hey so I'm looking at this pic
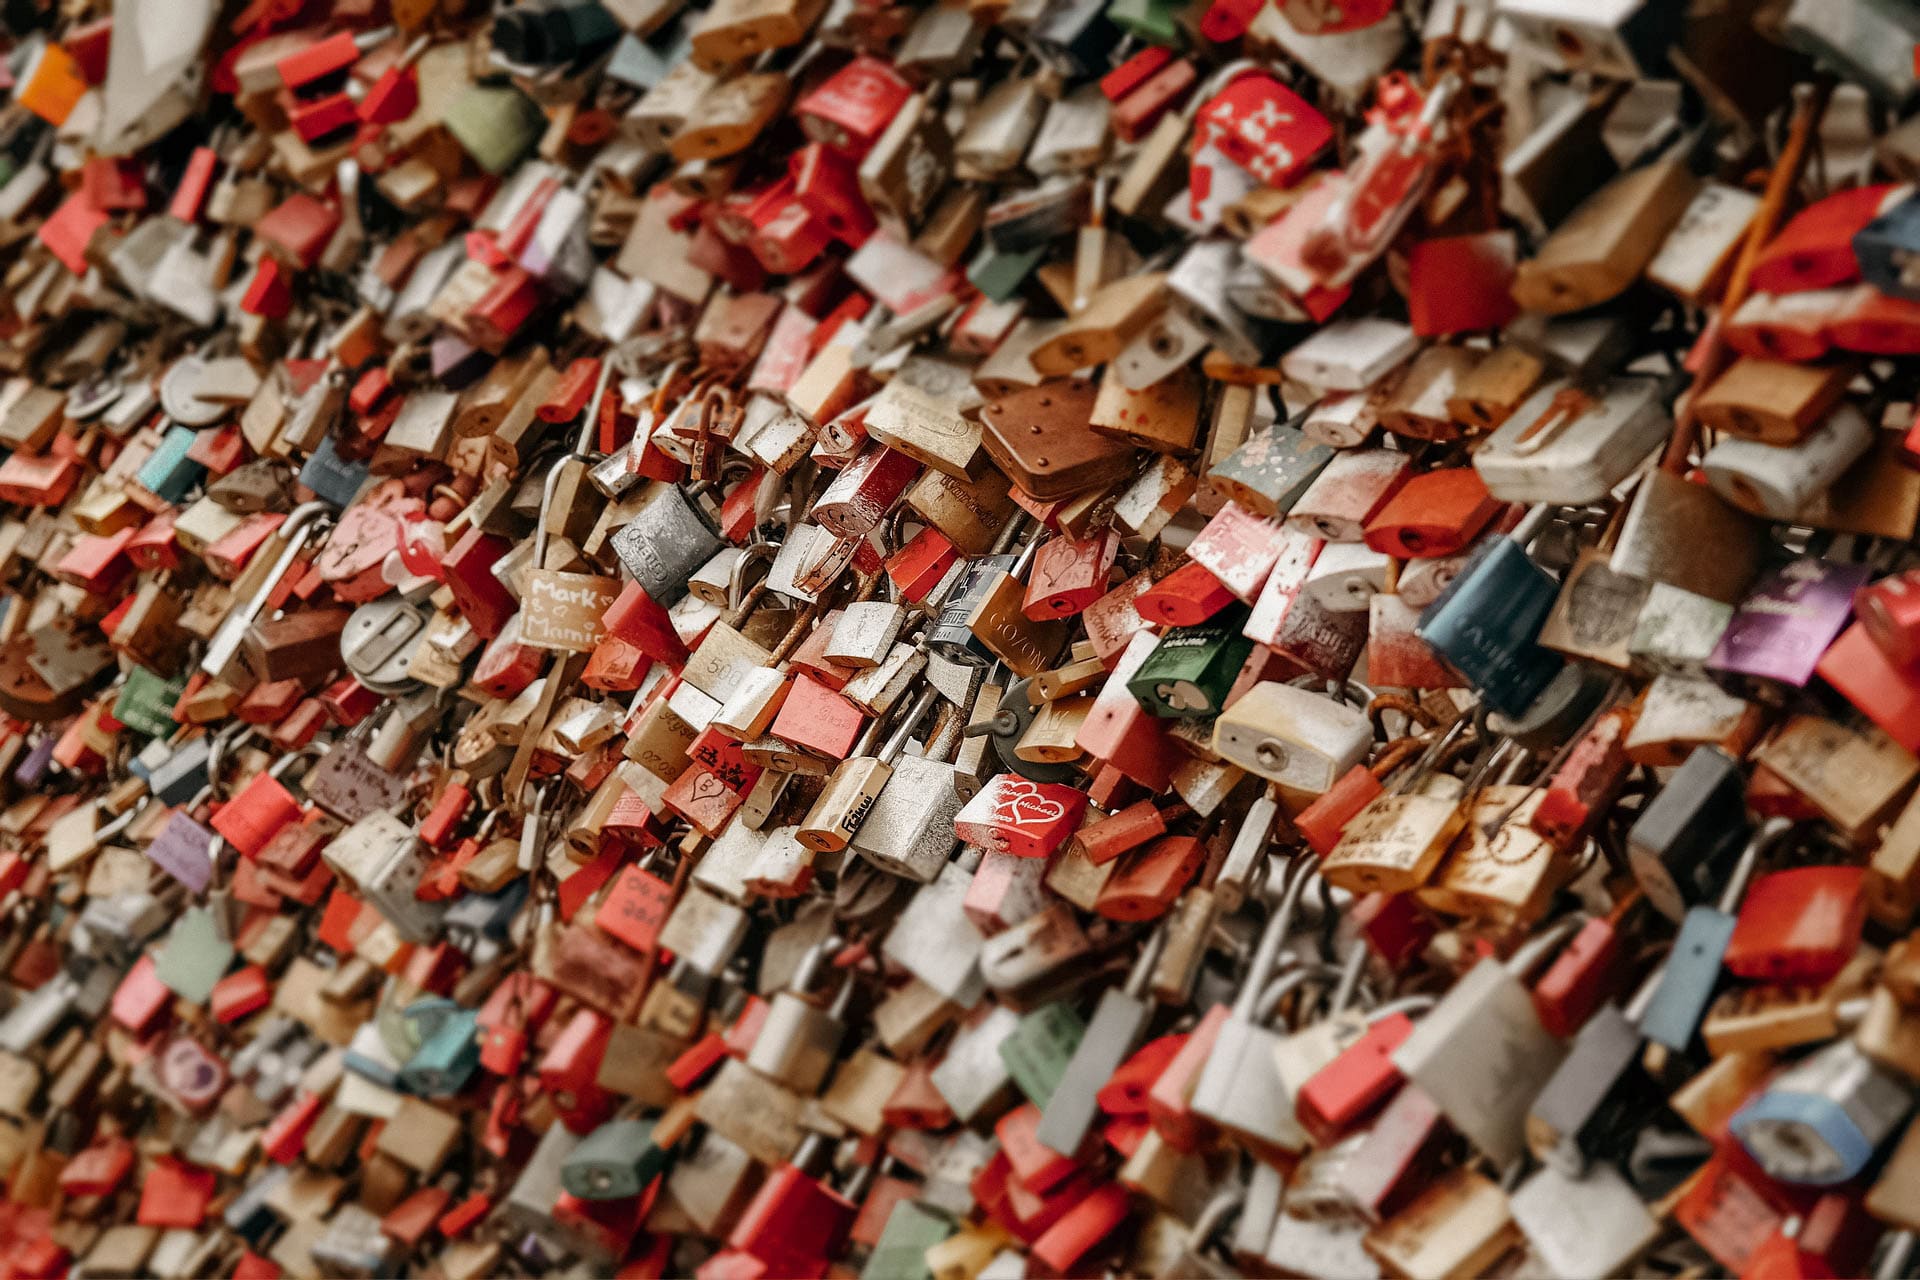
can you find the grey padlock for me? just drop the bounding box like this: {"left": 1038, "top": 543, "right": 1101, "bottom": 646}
{"left": 611, "top": 484, "right": 725, "bottom": 607}
{"left": 342, "top": 597, "right": 433, "bottom": 695}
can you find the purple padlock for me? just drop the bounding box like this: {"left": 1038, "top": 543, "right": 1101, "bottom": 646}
{"left": 147, "top": 810, "right": 217, "bottom": 895}
{"left": 1708, "top": 557, "right": 1871, "bottom": 694}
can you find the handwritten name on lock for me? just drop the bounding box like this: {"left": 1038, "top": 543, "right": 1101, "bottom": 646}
{"left": 520, "top": 570, "right": 621, "bottom": 653}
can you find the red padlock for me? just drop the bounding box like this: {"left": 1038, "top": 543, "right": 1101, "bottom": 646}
{"left": 1748, "top": 184, "right": 1897, "bottom": 295}
{"left": 886, "top": 527, "right": 960, "bottom": 604}
{"left": 1532, "top": 707, "right": 1634, "bottom": 849}
{"left": 603, "top": 580, "right": 690, "bottom": 666}
{"left": 536, "top": 1006, "right": 617, "bottom": 1133}
{"left": 1724, "top": 866, "right": 1866, "bottom": 985}
{"left": 211, "top": 769, "right": 302, "bottom": 859}
{"left": 1818, "top": 622, "right": 1920, "bottom": 753}
{"left": 1194, "top": 73, "right": 1333, "bottom": 188}
{"left": 1134, "top": 560, "right": 1236, "bottom": 627}
{"left": 726, "top": 1138, "right": 856, "bottom": 1279}
{"left": 790, "top": 143, "right": 876, "bottom": 247}
{"left": 1532, "top": 902, "right": 1634, "bottom": 1039}
{"left": 1405, "top": 232, "right": 1520, "bottom": 337}
{"left": 1025, "top": 530, "right": 1120, "bottom": 620}
{"left": 1363, "top": 469, "right": 1501, "bottom": 559}
{"left": 1095, "top": 833, "right": 1206, "bottom": 921}
{"left": 997, "top": 1102, "right": 1081, "bottom": 1192}
{"left": 797, "top": 56, "right": 912, "bottom": 155}
{"left": 954, "top": 775, "right": 1089, "bottom": 860}
{"left": 1111, "top": 59, "right": 1196, "bottom": 142}
{"left": 1859, "top": 570, "right": 1920, "bottom": 668}
{"left": 1295, "top": 1011, "right": 1415, "bottom": 1145}
{"left": 1275, "top": 0, "right": 1395, "bottom": 33}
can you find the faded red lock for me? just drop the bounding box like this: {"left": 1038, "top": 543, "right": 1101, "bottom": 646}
{"left": 1275, "top": 0, "right": 1395, "bottom": 33}
{"left": 815, "top": 446, "right": 919, "bottom": 539}
{"left": 887, "top": 527, "right": 959, "bottom": 604}
{"left": 1860, "top": 570, "right": 1920, "bottom": 668}
{"left": 1532, "top": 909, "right": 1630, "bottom": 1039}
{"left": 1749, "top": 184, "right": 1894, "bottom": 295}
{"left": 1072, "top": 798, "right": 1182, "bottom": 865}
{"left": 211, "top": 769, "right": 302, "bottom": 859}
{"left": 726, "top": 1141, "right": 856, "bottom": 1279}
{"left": 1025, "top": 529, "right": 1119, "bottom": 620}
{"left": 1295, "top": 1011, "right": 1415, "bottom": 1145}
{"left": 791, "top": 142, "right": 877, "bottom": 247}
{"left": 1095, "top": 833, "right": 1206, "bottom": 922}
{"left": 768, "top": 674, "right": 866, "bottom": 763}
{"left": 1111, "top": 58, "right": 1196, "bottom": 142}
{"left": 603, "top": 580, "right": 690, "bottom": 666}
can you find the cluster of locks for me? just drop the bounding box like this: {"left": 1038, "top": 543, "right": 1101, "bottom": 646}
{"left": 14, "top": 0, "right": 1920, "bottom": 1275}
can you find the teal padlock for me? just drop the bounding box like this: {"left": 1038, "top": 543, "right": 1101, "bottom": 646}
{"left": 397, "top": 1001, "right": 480, "bottom": 1097}
{"left": 135, "top": 425, "right": 204, "bottom": 505}
{"left": 967, "top": 243, "right": 1048, "bottom": 304}
{"left": 861, "top": 1200, "right": 952, "bottom": 1280}
{"left": 560, "top": 1117, "right": 672, "bottom": 1200}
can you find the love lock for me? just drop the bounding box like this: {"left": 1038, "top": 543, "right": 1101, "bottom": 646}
{"left": 341, "top": 598, "right": 432, "bottom": 696}
{"left": 158, "top": 355, "right": 228, "bottom": 427}
{"left": 963, "top": 677, "right": 1080, "bottom": 785}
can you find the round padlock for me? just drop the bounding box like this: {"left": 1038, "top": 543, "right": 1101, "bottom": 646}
{"left": 341, "top": 597, "right": 431, "bottom": 695}
{"left": 158, "top": 355, "right": 227, "bottom": 426}
{"left": 977, "top": 677, "right": 1081, "bottom": 785}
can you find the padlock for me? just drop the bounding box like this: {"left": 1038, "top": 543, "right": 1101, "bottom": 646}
{"left": 1390, "top": 915, "right": 1586, "bottom": 1166}
{"left": 746, "top": 941, "right": 857, "bottom": 1094}
{"left": 1639, "top": 817, "right": 1796, "bottom": 1053}
{"left": 1186, "top": 859, "right": 1318, "bottom": 1160}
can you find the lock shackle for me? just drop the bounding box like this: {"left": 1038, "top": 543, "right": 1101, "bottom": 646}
{"left": 1234, "top": 856, "right": 1314, "bottom": 1020}
{"left": 1254, "top": 959, "right": 1343, "bottom": 1025}
{"left": 533, "top": 451, "right": 595, "bottom": 568}
{"left": 1387, "top": 715, "right": 1469, "bottom": 795}
{"left": 986, "top": 513, "right": 1028, "bottom": 558}
{"left": 1370, "top": 994, "right": 1436, "bottom": 1024}
{"left": 1328, "top": 939, "right": 1368, "bottom": 1017}
{"left": 1187, "top": 1184, "right": 1246, "bottom": 1251}
{"left": 1186, "top": 58, "right": 1263, "bottom": 124}
{"left": 1504, "top": 912, "right": 1588, "bottom": 980}
{"left": 571, "top": 356, "right": 617, "bottom": 456}
{"left": 1123, "top": 920, "right": 1171, "bottom": 999}
{"left": 93, "top": 799, "right": 146, "bottom": 844}
{"left": 1508, "top": 503, "right": 1557, "bottom": 550}
{"left": 871, "top": 685, "right": 939, "bottom": 762}
{"left": 790, "top": 935, "right": 846, "bottom": 994}
{"left": 201, "top": 501, "right": 336, "bottom": 677}
{"left": 1718, "top": 816, "right": 1795, "bottom": 914}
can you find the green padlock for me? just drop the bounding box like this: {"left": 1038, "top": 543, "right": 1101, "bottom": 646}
{"left": 444, "top": 83, "right": 547, "bottom": 175}
{"left": 967, "top": 243, "right": 1048, "bottom": 304}
{"left": 116, "top": 666, "right": 186, "bottom": 739}
{"left": 861, "top": 1200, "right": 953, "bottom": 1280}
{"left": 997, "top": 1001, "right": 1085, "bottom": 1107}
{"left": 1127, "top": 610, "right": 1255, "bottom": 719}
{"left": 1107, "top": 0, "right": 1188, "bottom": 46}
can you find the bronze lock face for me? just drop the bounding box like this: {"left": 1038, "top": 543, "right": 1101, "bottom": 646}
{"left": 979, "top": 378, "right": 1135, "bottom": 500}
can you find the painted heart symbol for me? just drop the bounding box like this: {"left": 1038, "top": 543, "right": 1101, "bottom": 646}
{"left": 988, "top": 778, "right": 1067, "bottom": 829}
